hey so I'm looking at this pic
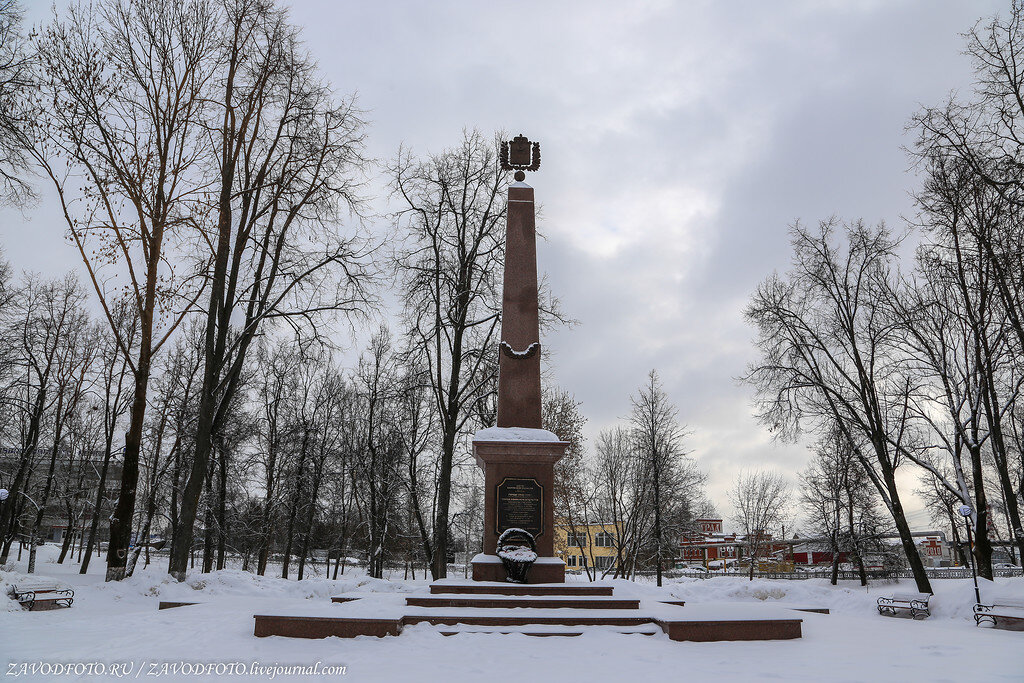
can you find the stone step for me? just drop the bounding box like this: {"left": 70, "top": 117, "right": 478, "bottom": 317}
{"left": 435, "top": 624, "right": 661, "bottom": 637}
{"left": 254, "top": 614, "right": 403, "bottom": 639}
{"left": 401, "top": 609, "right": 654, "bottom": 628}
{"left": 429, "top": 580, "right": 614, "bottom": 596}
{"left": 407, "top": 594, "right": 640, "bottom": 610}
{"left": 330, "top": 596, "right": 360, "bottom": 604}
{"left": 253, "top": 609, "right": 803, "bottom": 641}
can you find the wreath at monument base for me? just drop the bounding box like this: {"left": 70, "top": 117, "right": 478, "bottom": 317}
{"left": 496, "top": 528, "right": 538, "bottom": 584}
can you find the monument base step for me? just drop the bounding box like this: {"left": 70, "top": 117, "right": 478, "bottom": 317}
{"left": 655, "top": 617, "right": 802, "bottom": 641}
{"left": 471, "top": 554, "right": 565, "bottom": 583}
{"left": 253, "top": 614, "right": 402, "bottom": 639}
{"left": 254, "top": 581, "right": 804, "bottom": 642}
{"left": 330, "top": 595, "right": 361, "bottom": 604}
{"left": 253, "top": 611, "right": 802, "bottom": 641}
{"left": 430, "top": 579, "right": 611, "bottom": 596}
{"left": 401, "top": 609, "right": 654, "bottom": 628}
{"left": 435, "top": 624, "right": 662, "bottom": 637}
{"left": 407, "top": 594, "right": 640, "bottom": 610}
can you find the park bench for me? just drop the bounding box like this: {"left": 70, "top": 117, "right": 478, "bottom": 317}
{"left": 7, "top": 581, "right": 75, "bottom": 611}
{"left": 974, "top": 599, "right": 1024, "bottom": 630}
{"left": 876, "top": 592, "right": 931, "bottom": 619}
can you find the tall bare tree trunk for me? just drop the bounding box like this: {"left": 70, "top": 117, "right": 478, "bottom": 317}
{"left": 216, "top": 446, "right": 228, "bottom": 571}
{"left": 81, "top": 444, "right": 112, "bottom": 574}
{"left": 107, "top": 353, "right": 152, "bottom": 582}
{"left": 0, "top": 383, "right": 48, "bottom": 565}
{"left": 282, "top": 436, "right": 308, "bottom": 580}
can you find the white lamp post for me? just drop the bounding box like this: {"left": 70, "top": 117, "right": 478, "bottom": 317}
{"left": 958, "top": 504, "right": 981, "bottom": 604}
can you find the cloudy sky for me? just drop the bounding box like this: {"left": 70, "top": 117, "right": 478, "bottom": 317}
{"left": 1, "top": 0, "right": 1009, "bottom": 528}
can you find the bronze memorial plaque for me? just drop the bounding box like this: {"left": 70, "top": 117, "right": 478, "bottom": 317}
{"left": 495, "top": 477, "right": 543, "bottom": 536}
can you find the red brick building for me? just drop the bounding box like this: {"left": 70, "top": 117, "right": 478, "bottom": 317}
{"left": 680, "top": 519, "right": 738, "bottom": 564}
{"left": 789, "top": 549, "right": 850, "bottom": 565}
{"left": 678, "top": 519, "right": 793, "bottom": 567}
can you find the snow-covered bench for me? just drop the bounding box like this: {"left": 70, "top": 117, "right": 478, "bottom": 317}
{"left": 974, "top": 599, "right": 1024, "bottom": 630}
{"left": 7, "top": 581, "right": 75, "bottom": 611}
{"left": 876, "top": 592, "right": 930, "bottom": 619}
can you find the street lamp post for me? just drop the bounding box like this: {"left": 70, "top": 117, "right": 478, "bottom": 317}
{"left": 958, "top": 504, "right": 982, "bottom": 605}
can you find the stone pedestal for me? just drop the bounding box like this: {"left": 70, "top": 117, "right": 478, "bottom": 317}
{"left": 472, "top": 431, "right": 567, "bottom": 583}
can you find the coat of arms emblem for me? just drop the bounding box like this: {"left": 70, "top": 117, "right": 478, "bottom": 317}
{"left": 500, "top": 134, "right": 541, "bottom": 181}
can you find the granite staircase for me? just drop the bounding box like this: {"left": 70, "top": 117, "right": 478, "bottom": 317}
{"left": 254, "top": 580, "right": 805, "bottom": 641}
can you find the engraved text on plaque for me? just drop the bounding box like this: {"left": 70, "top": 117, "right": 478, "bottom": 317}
{"left": 495, "top": 477, "right": 543, "bottom": 537}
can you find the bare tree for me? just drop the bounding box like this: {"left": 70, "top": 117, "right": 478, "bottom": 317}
{"left": 31, "top": 0, "right": 218, "bottom": 580}
{"left": 900, "top": 157, "right": 1024, "bottom": 566}
{"left": 629, "top": 370, "right": 699, "bottom": 586}
{"left": 0, "top": 0, "right": 33, "bottom": 204}
{"left": 591, "top": 426, "right": 650, "bottom": 579}
{"left": 23, "top": 279, "right": 93, "bottom": 573}
{"left": 910, "top": 3, "right": 1024, "bottom": 562}
{"left": 729, "top": 469, "right": 790, "bottom": 580}
{"left": 451, "top": 474, "right": 483, "bottom": 578}
{"left": 917, "top": 471, "right": 971, "bottom": 567}
{"left": 744, "top": 219, "right": 933, "bottom": 593}
{"left": 0, "top": 275, "right": 87, "bottom": 564}
{"left": 889, "top": 206, "right": 1004, "bottom": 578}
{"left": 80, "top": 308, "right": 135, "bottom": 574}
{"left": 799, "top": 428, "right": 884, "bottom": 585}
{"left": 544, "top": 387, "right": 595, "bottom": 580}
{"left": 278, "top": 349, "right": 322, "bottom": 579}
{"left": 171, "top": 0, "right": 374, "bottom": 582}
{"left": 127, "top": 332, "right": 202, "bottom": 577}
{"left": 394, "top": 360, "right": 437, "bottom": 579}
{"left": 352, "top": 329, "right": 404, "bottom": 579}
{"left": 54, "top": 395, "right": 102, "bottom": 565}
{"left": 250, "top": 339, "right": 300, "bottom": 576}
{"left": 295, "top": 369, "right": 345, "bottom": 581}
{"left": 391, "top": 129, "right": 507, "bottom": 579}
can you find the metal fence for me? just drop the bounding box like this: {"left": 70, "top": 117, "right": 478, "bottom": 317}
{"left": 669, "top": 567, "right": 1023, "bottom": 581}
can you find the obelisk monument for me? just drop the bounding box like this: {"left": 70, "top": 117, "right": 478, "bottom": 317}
{"left": 472, "top": 135, "right": 568, "bottom": 583}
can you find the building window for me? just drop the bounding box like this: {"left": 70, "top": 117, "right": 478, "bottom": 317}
{"left": 566, "top": 555, "right": 577, "bottom": 567}
{"left": 566, "top": 532, "right": 587, "bottom": 547}
{"left": 594, "top": 556, "right": 614, "bottom": 570}
{"left": 594, "top": 531, "right": 615, "bottom": 548}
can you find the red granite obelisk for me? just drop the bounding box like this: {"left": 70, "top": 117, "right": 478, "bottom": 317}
{"left": 496, "top": 179, "right": 543, "bottom": 429}
{"left": 472, "top": 135, "right": 568, "bottom": 583}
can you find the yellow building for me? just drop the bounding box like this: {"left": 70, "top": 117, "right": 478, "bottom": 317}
{"left": 554, "top": 521, "right": 621, "bottom": 573}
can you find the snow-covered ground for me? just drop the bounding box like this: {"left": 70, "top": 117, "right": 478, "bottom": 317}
{"left": 2, "top": 543, "right": 1022, "bottom": 682}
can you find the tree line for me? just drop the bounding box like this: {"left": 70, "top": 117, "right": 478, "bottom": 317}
{"left": 0, "top": 0, "right": 482, "bottom": 581}
{"left": 0, "top": 0, "right": 709, "bottom": 584}
{"left": 553, "top": 371, "right": 708, "bottom": 587}
{"left": 745, "top": 3, "right": 1024, "bottom": 594}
